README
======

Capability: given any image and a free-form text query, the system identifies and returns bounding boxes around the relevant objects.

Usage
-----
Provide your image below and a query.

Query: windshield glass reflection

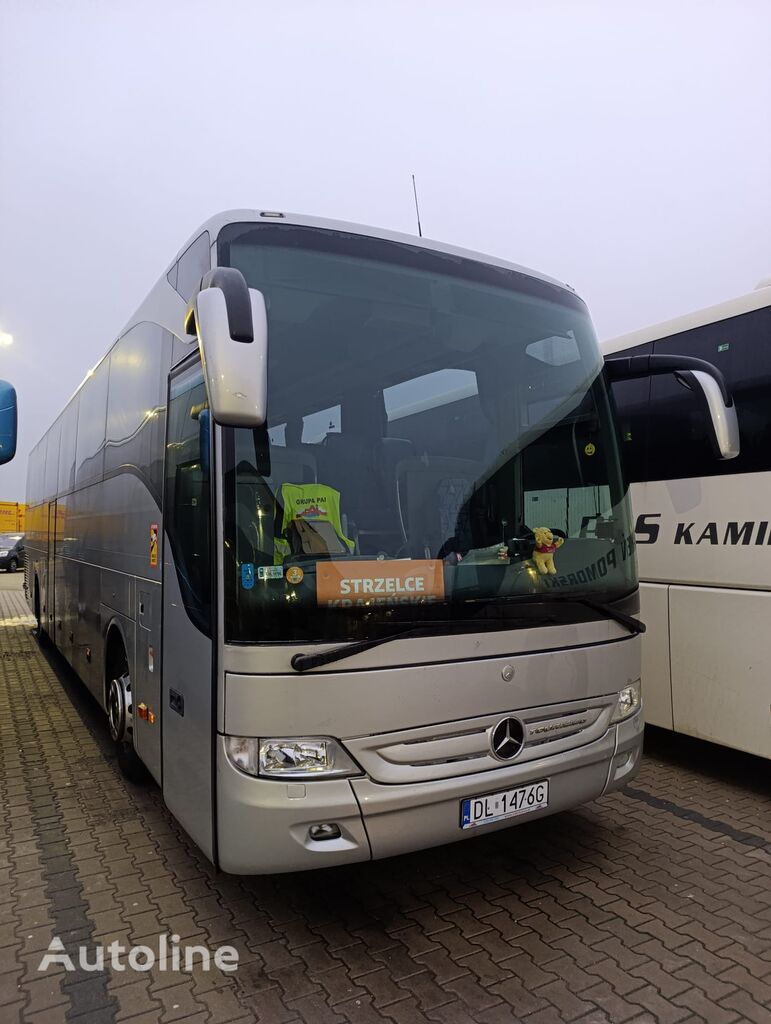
[218,223,636,643]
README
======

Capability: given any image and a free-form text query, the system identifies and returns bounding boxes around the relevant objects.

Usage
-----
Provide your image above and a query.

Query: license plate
[461,780,549,829]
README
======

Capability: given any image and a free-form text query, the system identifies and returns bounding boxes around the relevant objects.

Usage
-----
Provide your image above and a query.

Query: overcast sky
[1,0,769,499]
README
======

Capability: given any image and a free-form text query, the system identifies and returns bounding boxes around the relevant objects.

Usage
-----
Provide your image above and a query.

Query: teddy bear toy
[532,526,564,575]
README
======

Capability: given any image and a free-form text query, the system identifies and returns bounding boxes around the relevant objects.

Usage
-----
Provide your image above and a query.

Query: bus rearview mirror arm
[604,353,740,460]
[0,379,18,466]
[184,267,268,427]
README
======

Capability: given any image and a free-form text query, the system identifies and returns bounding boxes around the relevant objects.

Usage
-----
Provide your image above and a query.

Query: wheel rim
[8,559,17,573]
[108,676,126,742]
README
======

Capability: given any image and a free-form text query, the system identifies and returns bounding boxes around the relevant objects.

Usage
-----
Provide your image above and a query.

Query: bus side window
[175,233,211,302]
[648,306,771,481]
[106,324,169,501]
[165,361,211,634]
[75,357,109,487]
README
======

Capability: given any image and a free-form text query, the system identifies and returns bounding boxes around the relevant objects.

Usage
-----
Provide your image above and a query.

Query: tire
[33,579,47,644]
[107,671,130,743]
[117,741,150,785]
[107,658,150,785]
[7,558,18,573]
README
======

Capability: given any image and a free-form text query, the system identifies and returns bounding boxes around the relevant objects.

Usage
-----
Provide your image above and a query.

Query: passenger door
[161,358,216,861]
[46,500,57,637]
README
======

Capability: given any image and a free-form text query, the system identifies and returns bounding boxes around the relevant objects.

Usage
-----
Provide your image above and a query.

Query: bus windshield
[219,223,636,643]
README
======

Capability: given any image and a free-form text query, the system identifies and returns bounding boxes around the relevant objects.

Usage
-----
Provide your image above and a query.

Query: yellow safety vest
[274,482,354,564]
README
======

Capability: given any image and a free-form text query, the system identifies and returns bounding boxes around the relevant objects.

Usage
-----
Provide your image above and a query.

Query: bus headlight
[612,680,642,722]
[224,736,361,778]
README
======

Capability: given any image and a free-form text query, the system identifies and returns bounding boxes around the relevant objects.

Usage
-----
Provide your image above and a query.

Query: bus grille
[344,696,617,784]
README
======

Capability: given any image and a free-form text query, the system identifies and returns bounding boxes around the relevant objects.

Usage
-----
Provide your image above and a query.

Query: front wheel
[117,741,150,784]
[7,558,18,573]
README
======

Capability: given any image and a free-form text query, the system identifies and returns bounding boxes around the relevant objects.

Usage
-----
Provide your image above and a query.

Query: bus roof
[602,281,771,355]
[69,210,586,414]
[164,209,577,295]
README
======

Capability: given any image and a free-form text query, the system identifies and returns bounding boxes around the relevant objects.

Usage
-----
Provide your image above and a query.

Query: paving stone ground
[1,577,769,1024]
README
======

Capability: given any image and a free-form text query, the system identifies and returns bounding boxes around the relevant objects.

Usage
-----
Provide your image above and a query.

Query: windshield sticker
[241,563,255,589]
[317,559,445,607]
[257,565,282,581]
[286,566,304,585]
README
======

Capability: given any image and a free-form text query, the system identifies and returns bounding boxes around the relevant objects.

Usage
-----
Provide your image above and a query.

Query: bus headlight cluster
[612,680,642,722]
[225,736,361,778]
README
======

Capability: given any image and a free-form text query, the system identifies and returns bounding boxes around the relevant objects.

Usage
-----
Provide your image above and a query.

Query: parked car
[0,534,24,572]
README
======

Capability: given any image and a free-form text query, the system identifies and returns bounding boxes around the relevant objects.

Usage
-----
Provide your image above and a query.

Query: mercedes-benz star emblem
[490,717,525,761]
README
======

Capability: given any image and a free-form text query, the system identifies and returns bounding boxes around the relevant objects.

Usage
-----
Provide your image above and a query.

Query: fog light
[309,823,341,841]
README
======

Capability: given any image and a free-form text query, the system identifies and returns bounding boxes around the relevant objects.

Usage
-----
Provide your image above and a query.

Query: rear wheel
[106,644,149,785]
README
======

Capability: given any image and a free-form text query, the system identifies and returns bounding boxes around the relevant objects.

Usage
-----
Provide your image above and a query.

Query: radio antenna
[411,174,423,237]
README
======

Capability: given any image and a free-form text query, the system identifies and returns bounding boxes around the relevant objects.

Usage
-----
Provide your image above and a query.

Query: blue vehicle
[0,380,17,466]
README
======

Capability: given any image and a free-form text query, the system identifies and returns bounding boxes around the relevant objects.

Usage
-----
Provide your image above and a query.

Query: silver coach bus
[24,211,738,873]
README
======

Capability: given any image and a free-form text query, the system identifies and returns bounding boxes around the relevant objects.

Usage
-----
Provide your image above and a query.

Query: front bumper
[215,711,642,874]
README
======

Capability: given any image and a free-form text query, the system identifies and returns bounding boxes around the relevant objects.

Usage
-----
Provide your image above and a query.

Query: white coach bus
[604,282,771,759]
[25,211,737,872]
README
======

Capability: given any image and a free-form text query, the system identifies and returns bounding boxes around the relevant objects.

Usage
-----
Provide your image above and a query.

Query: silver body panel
[223,632,637,738]
[25,325,171,786]
[221,618,629,674]
[216,634,640,872]
[216,697,642,874]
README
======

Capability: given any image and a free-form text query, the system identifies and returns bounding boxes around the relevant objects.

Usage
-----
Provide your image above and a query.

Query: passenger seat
[395,456,480,558]
[265,447,318,492]
[319,434,414,554]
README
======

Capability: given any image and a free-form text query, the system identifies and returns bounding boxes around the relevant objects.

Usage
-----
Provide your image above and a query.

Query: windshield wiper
[290,597,644,673]
[291,628,419,673]
[525,594,645,635]
[462,592,645,636]
[291,619,503,673]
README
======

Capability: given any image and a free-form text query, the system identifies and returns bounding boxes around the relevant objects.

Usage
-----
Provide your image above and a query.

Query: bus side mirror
[184,267,268,427]
[605,353,740,461]
[0,380,18,466]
